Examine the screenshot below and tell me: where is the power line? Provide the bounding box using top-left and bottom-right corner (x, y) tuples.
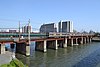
(0, 28), (18, 29)
(0, 18), (27, 22)
(0, 18), (43, 25)
(0, 28), (39, 30)
(0, 19), (41, 31)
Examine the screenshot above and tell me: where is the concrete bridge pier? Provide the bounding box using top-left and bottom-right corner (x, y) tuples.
(58, 39), (67, 48)
(10, 43), (15, 52)
(63, 38), (67, 48)
(35, 40), (47, 52)
(16, 42), (30, 56)
(67, 39), (73, 46)
(77, 38), (80, 44)
(73, 38), (78, 45)
(86, 37), (92, 43)
(55, 40), (58, 50)
(80, 37), (83, 44)
(71, 38), (73, 46)
(0, 43), (5, 54)
(26, 43), (30, 56)
(86, 37), (90, 43)
(84, 37), (87, 44)
(10, 43), (15, 49)
(47, 40), (58, 50)
(89, 37), (92, 43)
(58, 40), (64, 48)
(76, 38), (78, 45)
(77, 38), (83, 44)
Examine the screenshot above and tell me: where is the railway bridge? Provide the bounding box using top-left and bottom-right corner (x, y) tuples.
(0, 32), (94, 56)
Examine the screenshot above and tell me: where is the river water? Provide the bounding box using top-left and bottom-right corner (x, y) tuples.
(15, 42), (100, 67)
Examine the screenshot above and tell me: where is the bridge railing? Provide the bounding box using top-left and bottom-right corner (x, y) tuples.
(48, 32), (94, 37)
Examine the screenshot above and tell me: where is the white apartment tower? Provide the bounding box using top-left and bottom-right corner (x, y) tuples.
(58, 20), (73, 33)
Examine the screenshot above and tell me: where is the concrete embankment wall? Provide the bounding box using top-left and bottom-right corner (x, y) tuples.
(92, 37), (100, 42)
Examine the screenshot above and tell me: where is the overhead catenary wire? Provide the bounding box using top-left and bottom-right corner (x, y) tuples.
(0, 18), (49, 32)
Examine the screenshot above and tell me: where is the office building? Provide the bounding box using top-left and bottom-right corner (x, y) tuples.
(58, 20), (73, 33)
(40, 23), (57, 33)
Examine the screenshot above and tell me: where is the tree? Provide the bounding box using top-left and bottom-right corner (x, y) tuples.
(73, 29), (78, 33)
(89, 30), (95, 34)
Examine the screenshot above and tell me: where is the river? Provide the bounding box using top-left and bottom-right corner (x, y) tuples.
(15, 42), (100, 67)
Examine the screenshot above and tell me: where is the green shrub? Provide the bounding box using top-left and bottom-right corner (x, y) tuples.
(0, 59), (28, 67)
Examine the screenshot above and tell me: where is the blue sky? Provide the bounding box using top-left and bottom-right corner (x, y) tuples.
(0, 0), (100, 32)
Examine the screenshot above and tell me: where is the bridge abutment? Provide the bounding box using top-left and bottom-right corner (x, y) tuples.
(0, 43), (5, 54)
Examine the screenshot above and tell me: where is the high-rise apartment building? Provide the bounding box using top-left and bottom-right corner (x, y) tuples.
(58, 20), (73, 33)
(40, 23), (57, 33)
(22, 25), (32, 33)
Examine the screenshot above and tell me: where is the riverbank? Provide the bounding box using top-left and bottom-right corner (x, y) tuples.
(0, 51), (28, 67)
(0, 51), (12, 65)
(0, 58), (28, 67)
(0, 59), (28, 67)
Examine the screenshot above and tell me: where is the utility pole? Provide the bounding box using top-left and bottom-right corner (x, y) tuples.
(19, 21), (21, 41)
(45, 25), (46, 33)
(28, 19), (31, 44)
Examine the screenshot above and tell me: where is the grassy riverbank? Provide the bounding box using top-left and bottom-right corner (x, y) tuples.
(0, 59), (28, 67)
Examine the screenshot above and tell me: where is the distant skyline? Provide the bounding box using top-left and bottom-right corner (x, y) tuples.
(0, 0), (100, 32)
